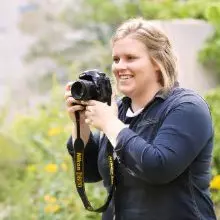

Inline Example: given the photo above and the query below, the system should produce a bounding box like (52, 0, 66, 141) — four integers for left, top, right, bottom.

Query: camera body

(71, 69, 112, 104)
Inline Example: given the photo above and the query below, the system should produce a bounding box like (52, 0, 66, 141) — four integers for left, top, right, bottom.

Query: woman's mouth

(119, 75, 133, 80)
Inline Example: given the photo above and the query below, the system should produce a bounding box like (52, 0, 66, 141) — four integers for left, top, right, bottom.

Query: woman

(64, 18, 217, 220)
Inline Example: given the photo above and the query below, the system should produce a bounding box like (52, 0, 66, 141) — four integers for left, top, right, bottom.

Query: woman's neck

(131, 85, 162, 112)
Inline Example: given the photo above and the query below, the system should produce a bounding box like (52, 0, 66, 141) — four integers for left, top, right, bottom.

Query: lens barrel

(71, 80, 97, 100)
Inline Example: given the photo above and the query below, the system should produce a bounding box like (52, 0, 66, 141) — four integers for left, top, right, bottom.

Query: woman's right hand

(64, 82, 87, 125)
(64, 82, 90, 144)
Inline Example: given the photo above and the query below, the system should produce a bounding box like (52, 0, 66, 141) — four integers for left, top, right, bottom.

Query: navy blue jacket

(67, 87, 217, 220)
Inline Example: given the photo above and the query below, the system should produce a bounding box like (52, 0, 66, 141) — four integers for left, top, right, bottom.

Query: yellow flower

(210, 175, 220, 190)
(44, 195, 57, 203)
(61, 163, 68, 171)
(48, 127, 62, 136)
(44, 204, 60, 213)
(44, 163, 58, 173)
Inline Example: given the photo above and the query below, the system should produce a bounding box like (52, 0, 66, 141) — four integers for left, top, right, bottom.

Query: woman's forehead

(112, 37, 148, 55)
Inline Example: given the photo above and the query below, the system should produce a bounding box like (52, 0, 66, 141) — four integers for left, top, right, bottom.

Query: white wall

(151, 19, 218, 95)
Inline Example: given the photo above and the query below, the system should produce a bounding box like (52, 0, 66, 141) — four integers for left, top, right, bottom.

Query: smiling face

(112, 36, 161, 100)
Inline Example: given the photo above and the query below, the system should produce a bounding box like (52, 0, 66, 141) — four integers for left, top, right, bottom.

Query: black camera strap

(72, 111, 115, 212)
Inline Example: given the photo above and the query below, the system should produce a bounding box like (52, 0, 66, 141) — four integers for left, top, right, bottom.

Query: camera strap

(72, 111, 115, 212)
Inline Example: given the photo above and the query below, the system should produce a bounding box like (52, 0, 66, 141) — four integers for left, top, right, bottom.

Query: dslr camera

(71, 69, 112, 104)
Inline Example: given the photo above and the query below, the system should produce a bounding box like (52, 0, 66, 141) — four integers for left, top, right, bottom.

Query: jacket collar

(121, 81, 179, 108)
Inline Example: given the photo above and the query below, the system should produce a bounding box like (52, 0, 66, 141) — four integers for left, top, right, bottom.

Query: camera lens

(71, 80, 97, 100)
(71, 81, 85, 100)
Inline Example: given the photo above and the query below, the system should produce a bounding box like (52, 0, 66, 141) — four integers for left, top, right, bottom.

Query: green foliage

(19, 0, 220, 89)
(0, 133, 27, 202)
(205, 88, 220, 173)
(205, 88, 220, 205)
(199, 3, 220, 79)
(0, 81, 105, 219)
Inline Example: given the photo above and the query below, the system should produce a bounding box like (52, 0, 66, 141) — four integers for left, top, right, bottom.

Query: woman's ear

(151, 58, 163, 85)
(151, 58, 160, 72)
(156, 70, 163, 85)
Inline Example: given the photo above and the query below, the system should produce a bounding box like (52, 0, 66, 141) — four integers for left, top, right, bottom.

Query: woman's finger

(85, 105, 94, 112)
(65, 82, 74, 91)
(64, 91, 72, 100)
(84, 109, 93, 117)
(66, 97, 84, 108)
(86, 100, 97, 106)
(67, 104, 85, 113)
(65, 97, 75, 107)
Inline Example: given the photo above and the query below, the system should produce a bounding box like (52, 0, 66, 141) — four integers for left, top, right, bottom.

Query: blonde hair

(111, 18, 178, 91)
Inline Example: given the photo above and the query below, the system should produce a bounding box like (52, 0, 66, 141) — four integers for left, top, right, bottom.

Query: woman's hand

(84, 99, 117, 131)
(64, 82, 90, 144)
(64, 82, 87, 125)
(84, 97, 126, 145)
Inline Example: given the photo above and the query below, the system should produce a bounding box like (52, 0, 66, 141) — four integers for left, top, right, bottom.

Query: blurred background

(0, 0, 220, 219)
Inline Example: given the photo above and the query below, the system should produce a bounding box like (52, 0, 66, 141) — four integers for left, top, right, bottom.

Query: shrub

(1, 84, 105, 220)
(205, 88, 220, 204)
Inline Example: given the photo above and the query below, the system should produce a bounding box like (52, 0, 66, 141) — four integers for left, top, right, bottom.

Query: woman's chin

(118, 88, 132, 97)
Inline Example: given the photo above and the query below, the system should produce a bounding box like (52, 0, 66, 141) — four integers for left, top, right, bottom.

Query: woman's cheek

(112, 64, 117, 76)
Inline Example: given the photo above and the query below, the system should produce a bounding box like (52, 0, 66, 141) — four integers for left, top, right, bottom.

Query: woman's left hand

(84, 98, 118, 131)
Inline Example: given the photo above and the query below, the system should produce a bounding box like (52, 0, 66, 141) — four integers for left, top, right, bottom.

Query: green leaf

(205, 4, 220, 26)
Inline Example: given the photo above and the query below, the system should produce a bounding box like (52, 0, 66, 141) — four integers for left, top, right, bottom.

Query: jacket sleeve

(115, 101, 213, 184)
(67, 132, 102, 182)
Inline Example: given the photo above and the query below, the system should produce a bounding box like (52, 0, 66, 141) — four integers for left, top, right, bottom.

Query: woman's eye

(127, 55, 135, 61)
(113, 57, 119, 63)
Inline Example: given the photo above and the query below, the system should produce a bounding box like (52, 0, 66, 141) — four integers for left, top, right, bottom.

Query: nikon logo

(76, 152, 82, 171)
(108, 156, 114, 184)
(76, 172, 83, 187)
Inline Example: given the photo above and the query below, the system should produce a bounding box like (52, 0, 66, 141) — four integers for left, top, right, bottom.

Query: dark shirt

(67, 87, 217, 220)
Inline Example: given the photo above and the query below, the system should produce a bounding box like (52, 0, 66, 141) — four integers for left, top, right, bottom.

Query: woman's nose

(114, 59, 127, 71)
